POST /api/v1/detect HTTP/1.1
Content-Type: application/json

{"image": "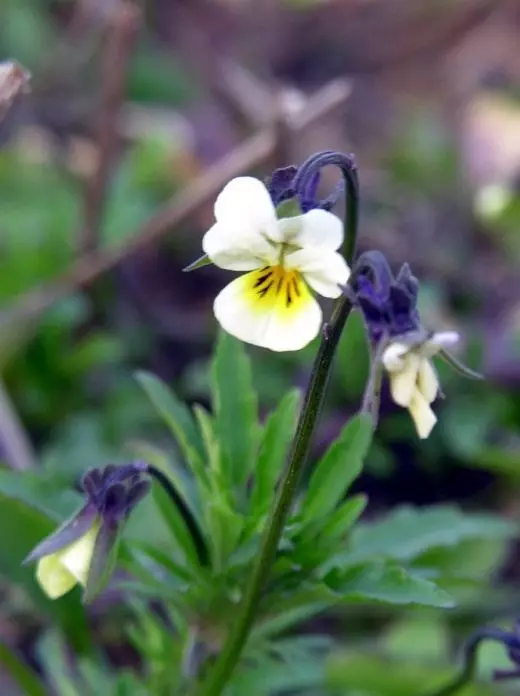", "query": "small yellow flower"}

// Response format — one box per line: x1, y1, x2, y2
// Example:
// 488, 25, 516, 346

382, 332, 459, 439
202, 177, 350, 351
36, 520, 101, 599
